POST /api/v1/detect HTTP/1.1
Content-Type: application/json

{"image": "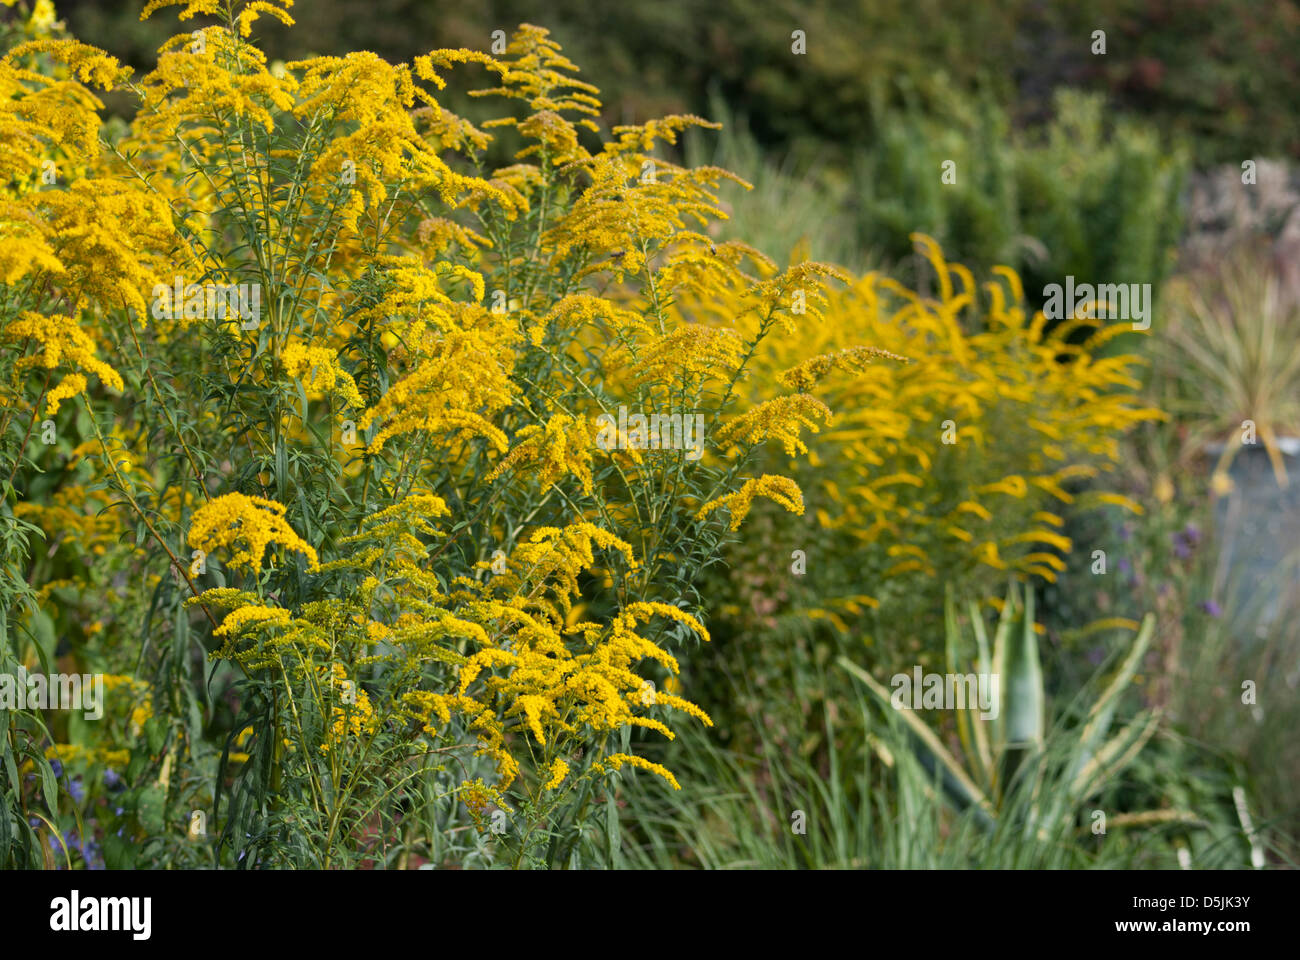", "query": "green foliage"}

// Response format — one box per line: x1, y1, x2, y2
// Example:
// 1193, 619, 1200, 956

853, 90, 1188, 315
620, 689, 1277, 869
840, 585, 1160, 824
54, 0, 1300, 168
